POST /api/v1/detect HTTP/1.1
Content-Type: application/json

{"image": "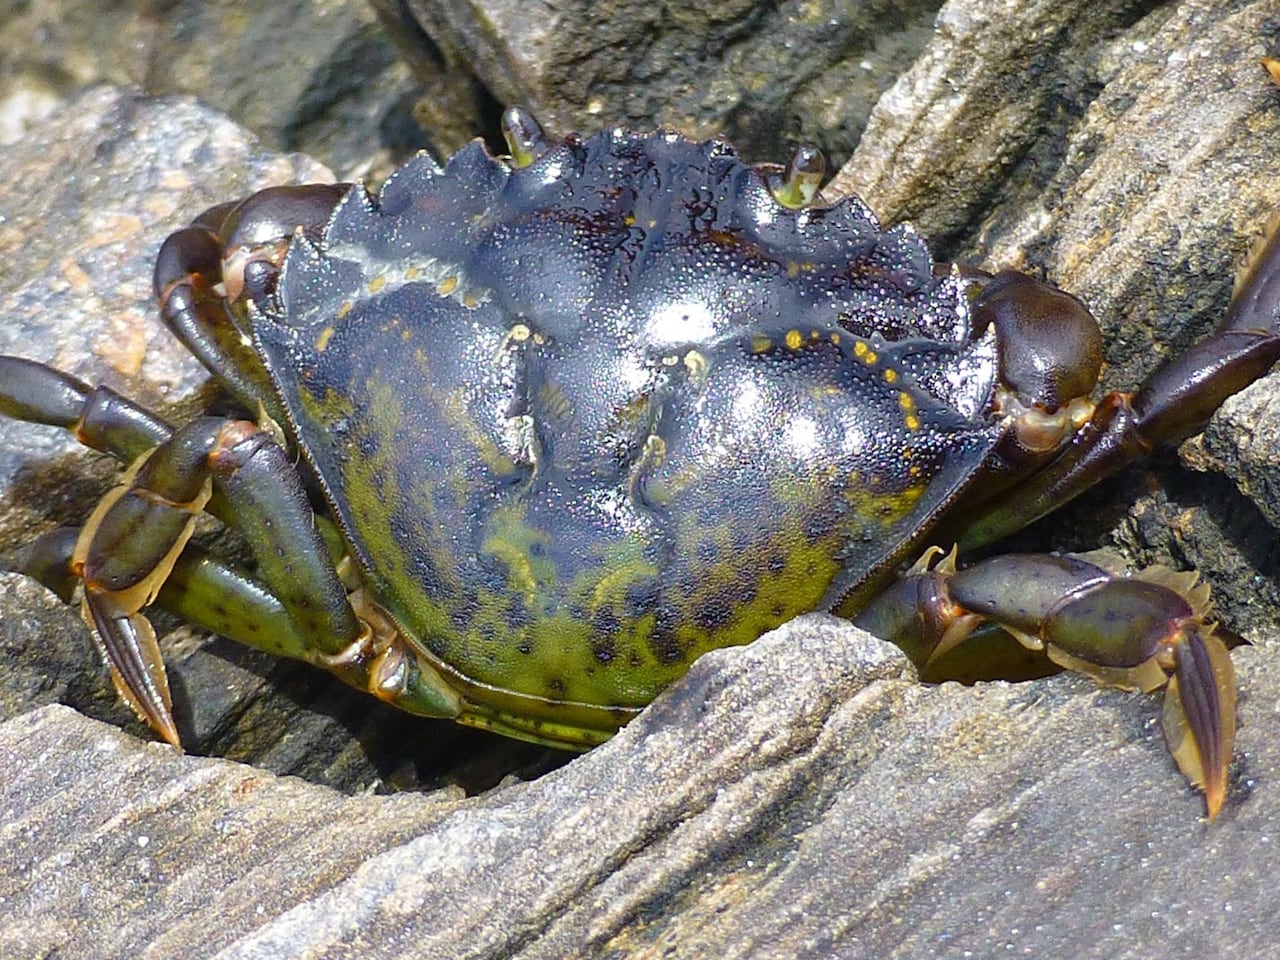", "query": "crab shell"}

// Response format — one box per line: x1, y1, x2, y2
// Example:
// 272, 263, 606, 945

250, 129, 1011, 742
